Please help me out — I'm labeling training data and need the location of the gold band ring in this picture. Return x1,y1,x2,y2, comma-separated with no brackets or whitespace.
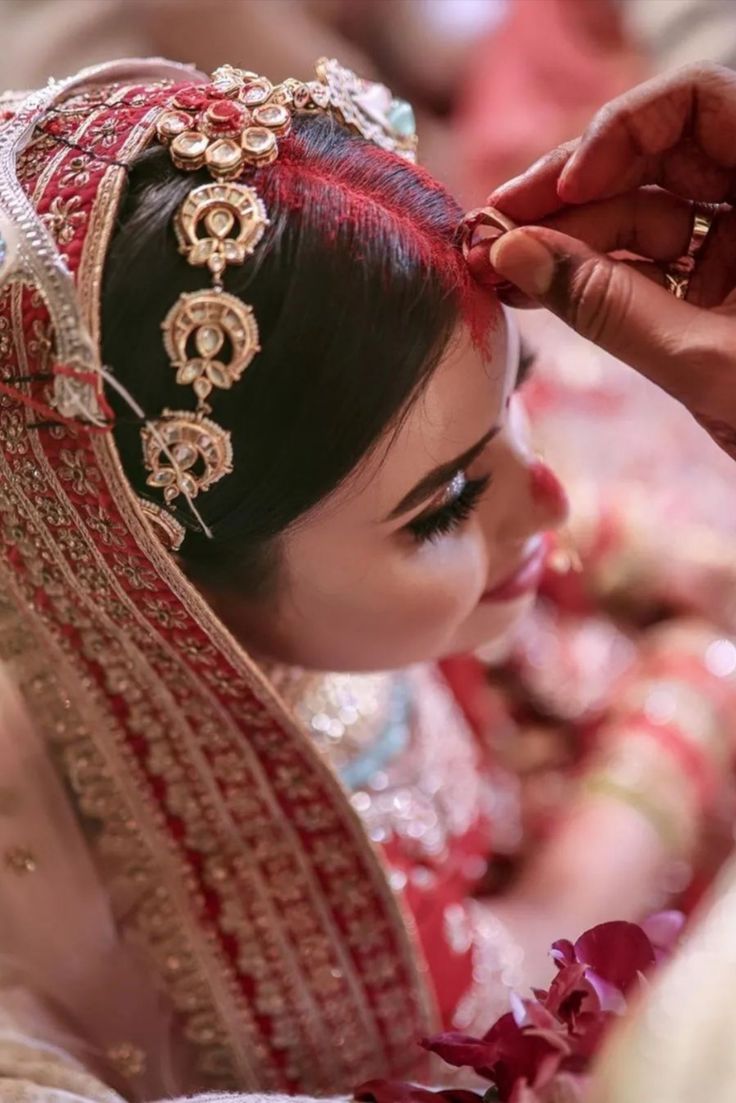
664,208,714,300
458,206,518,291
459,206,518,260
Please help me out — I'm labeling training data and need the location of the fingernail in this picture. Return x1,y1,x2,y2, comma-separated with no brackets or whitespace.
557,150,581,198
486,176,521,203
489,231,555,298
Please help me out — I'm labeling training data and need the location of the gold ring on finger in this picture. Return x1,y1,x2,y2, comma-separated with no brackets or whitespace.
664,206,715,300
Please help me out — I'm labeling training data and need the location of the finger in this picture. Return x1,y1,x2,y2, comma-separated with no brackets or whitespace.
495,258,667,306
487,225,725,406
559,63,736,204
467,241,537,308
623,259,667,288
466,240,496,287
495,258,669,307
487,141,579,223
470,239,669,307
622,244,736,309
687,208,736,307
496,284,538,310
540,189,697,262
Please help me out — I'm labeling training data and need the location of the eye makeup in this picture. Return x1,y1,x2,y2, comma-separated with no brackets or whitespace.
403,341,537,544
516,340,537,389
407,472,492,545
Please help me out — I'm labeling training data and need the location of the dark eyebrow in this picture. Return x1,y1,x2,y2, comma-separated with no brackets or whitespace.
385,339,533,524
385,424,500,522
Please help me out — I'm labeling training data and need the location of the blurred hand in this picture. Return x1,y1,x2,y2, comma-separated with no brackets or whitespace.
476,63,736,461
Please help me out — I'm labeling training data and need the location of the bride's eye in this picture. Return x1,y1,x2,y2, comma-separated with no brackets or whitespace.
407,470,492,545
516,341,537,389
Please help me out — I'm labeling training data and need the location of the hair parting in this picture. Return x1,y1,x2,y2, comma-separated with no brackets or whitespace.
101,112,497,592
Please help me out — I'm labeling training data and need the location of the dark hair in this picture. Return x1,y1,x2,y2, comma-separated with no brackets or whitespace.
102,113,474,595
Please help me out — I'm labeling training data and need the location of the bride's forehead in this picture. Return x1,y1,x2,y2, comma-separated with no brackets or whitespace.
391,327,508,453
320,321,508,519
432,319,509,403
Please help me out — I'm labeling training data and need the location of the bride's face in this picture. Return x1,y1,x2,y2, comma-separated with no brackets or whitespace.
216,310,568,671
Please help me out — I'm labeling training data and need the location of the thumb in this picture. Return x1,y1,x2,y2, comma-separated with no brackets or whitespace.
489,226,710,400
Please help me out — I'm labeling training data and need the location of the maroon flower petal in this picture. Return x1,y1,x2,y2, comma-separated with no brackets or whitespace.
544,963,597,1025
584,970,627,1014
355,1080,433,1103
509,1083,540,1103
421,1032,498,1073
641,911,685,957
419,918,665,1103
550,939,575,970
355,1082,481,1103
573,921,655,992
564,1010,617,1062
510,993,563,1035
510,1072,590,1103
509,996,572,1056
482,1014,565,1099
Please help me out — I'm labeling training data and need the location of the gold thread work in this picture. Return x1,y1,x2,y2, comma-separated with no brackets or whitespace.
146,60,417,514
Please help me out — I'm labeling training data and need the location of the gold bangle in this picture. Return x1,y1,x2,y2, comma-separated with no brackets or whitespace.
582,774,691,856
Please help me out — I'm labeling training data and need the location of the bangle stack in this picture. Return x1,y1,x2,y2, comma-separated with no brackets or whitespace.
584,621,736,855
582,771,695,856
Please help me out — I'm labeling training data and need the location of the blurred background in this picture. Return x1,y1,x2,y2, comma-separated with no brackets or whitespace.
3,0,736,204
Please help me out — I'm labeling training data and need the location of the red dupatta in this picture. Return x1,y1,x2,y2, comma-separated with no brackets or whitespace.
0,59,437,1096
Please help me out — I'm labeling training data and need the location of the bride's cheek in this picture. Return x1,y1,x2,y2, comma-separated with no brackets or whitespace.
411,530,487,613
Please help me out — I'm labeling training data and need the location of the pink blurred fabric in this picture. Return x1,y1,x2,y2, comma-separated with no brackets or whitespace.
456,0,646,200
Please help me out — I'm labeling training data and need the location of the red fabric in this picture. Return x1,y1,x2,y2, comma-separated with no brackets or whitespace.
0,75,440,1091
456,0,645,197
441,653,502,742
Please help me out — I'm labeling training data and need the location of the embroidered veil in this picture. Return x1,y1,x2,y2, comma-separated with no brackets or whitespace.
0,57,436,1098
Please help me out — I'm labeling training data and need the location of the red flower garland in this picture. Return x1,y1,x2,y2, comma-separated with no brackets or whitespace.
356,913,684,1103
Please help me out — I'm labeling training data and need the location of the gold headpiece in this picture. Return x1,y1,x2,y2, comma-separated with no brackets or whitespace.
145,59,417,524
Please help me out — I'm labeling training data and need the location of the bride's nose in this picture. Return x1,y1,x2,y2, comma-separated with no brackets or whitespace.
487,448,569,548
528,459,570,529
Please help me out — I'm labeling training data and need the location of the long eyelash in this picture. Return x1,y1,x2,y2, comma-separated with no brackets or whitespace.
516,343,538,388
408,474,491,545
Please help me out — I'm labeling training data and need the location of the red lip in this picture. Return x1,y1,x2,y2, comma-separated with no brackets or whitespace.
479,540,547,604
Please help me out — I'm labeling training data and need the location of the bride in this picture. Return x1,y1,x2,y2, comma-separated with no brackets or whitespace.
0,55,732,1103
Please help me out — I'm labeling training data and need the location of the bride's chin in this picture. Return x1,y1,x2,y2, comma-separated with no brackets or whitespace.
452,590,536,661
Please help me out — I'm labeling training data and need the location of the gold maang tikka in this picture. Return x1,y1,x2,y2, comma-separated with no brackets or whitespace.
143,60,418,526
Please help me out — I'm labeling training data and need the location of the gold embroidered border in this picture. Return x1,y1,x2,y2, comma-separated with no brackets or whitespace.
0,69,440,1096
80,82,439,1077
75,88,349,1087
21,90,280,1090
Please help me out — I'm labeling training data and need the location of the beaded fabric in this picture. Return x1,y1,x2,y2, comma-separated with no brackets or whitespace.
0,58,435,1097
